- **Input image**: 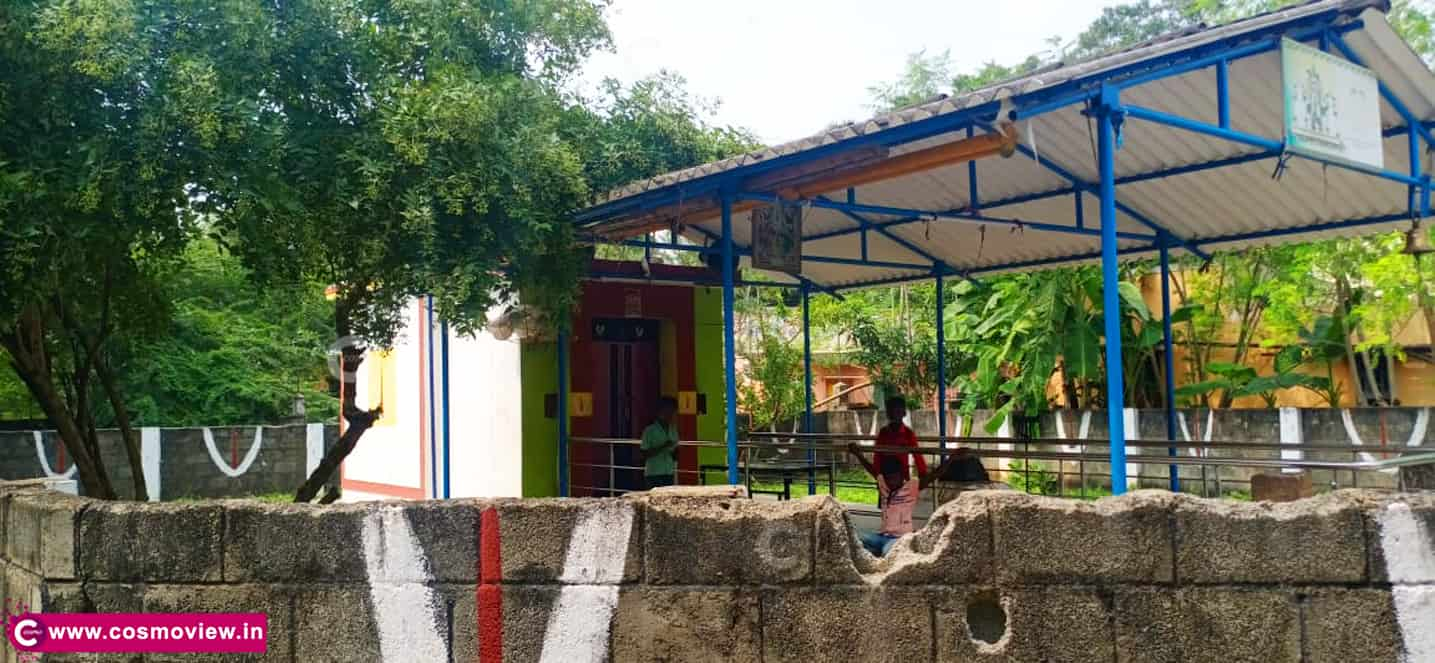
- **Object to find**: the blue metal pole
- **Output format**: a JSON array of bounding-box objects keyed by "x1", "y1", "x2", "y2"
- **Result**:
[
  {"x1": 1096, "y1": 90, "x2": 1129, "y2": 494},
  {"x1": 721, "y1": 193, "x2": 740, "y2": 485},
  {"x1": 1216, "y1": 60, "x2": 1230, "y2": 129},
  {"x1": 849, "y1": 187, "x2": 867, "y2": 262},
  {"x1": 1125, "y1": 104, "x2": 1425, "y2": 187},
  {"x1": 967, "y1": 127, "x2": 980, "y2": 213},
  {"x1": 1412, "y1": 123, "x2": 1423, "y2": 216},
  {"x1": 427, "y1": 296, "x2": 437, "y2": 499},
  {"x1": 936, "y1": 271, "x2": 947, "y2": 454},
  {"x1": 1160, "y1": 242, "x2": 1179, "y2": 492},
  {"x1": 440, "y1": 318, "x2": 452, "y2": 499},
  {"x1": 802, "y1": 284, "x2": 815, "y2": 495},
  {"x1": 557, "y1": 329, "x2": 569, "y2": 497}
]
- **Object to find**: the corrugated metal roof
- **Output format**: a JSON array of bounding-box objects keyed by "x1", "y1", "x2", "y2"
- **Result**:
[{"x1": 578, "y1": 0, "x2": 1435, "y2": 290}]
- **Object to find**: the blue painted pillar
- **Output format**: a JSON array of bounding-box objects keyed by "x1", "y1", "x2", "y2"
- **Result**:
[
  {"x1": 1096, "y1": 90, "x2": 1129, "y2": 494},
  {"x1": 1412, "y1": 123, "x2": 1424, "y2": 216},
  {"x1": 802, "y1": 284, "x2": 815, "y2": 494},
  {"x1": 721, "y1": 193, "x2": 740, "y2": 485},
  {"x1": 1216, "y1": 60, "x2": 1230, "y2": 129},
  {"x1": 427, "y1": 296, "x2": 437, "y2": 499},
  {"x1": 1159, "y1": 241, "x2": 1179, "y2": 492},
  {"x1": 936, "y1": 271, "x2": 948, "y2": 452},
  {"x1": 440, "y1": 318, "x2": 452, "y2": 499},
  {"x1": 557, "y1": 329, "x2": 569, "y2": 497}
]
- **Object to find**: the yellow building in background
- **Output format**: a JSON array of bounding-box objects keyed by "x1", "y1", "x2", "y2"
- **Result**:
[{"x1": 1131, "y1": 270, "x2": 1435, "y2": 409}]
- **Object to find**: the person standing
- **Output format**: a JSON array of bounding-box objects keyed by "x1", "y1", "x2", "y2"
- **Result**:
[
  {"x1": 640, "y1": 396, "x2": 680, "y2": 489},
  {"x1": 847, "y1": 395, "x2": 941, "y2": 556}
]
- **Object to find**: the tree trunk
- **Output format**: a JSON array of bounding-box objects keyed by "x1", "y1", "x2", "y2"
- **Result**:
[
  {"x1": 294, "y1": 341, "x2": 375, "y2": 503},
  {"x1": 95, "y1": 359, "x2": 149, "y2": 500},
  {"x1": 1336, "y1": 279, "x2": 1365, "y2": 407},
  {"x1": 1, "y1": 313, "x2": 117, "y2": 499}
]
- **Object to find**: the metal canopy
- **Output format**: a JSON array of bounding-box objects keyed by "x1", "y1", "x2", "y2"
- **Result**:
[
  {"x1": 577, "y1": 0, "x2": 1434, "y2": 291},
  {"x1": 562, "y1": 0, "x2": 1435, "y2": 496}
]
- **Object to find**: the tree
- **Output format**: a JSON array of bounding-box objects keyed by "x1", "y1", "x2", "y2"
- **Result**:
[
  {"x1": 203, "y1": 0, "x2": 612, "y2": 502},
  {"x1": 571, "y1": 72, "x2": 760, "y2": 264},
  {"x1": 736, "y1": 289, "x2": 805, "y2": 432},
  {"x1": 1070, "y1": 0, "x2": 1204, "y2": 59},
  {"x1": 111, "y1": 240, "x2": 338, "y2": 427},
  {"x1": 0, "y1": 0, "x2": 273, "y2": 499},
  {"x1": 868, "y1": 49, "x2": 956, "y2": 111}
]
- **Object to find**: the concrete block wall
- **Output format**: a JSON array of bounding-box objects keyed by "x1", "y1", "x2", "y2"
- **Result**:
[
  {"x1": 0, "y1": 424, "x2": 337, "y2": 501},
  {"x1": 3, "y1": 480, "x2": 1434, "y2": 662}
]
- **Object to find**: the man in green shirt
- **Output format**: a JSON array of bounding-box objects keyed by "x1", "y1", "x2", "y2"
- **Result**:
[{"x1": 640, "y1": 396, "x2": 680, "y2": 489}]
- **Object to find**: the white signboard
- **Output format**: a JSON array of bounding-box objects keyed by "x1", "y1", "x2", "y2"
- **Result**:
[
  {"x1": 751, "y1": 202, "x2": 802, "y2": 275},
  {"x1": 1282, "y1": 38, "x2": 1383, "y2": 170}
]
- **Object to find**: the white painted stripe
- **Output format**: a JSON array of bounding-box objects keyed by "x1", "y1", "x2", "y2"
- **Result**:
[
  {"x1": 33, "y1": 432, "x2": 77, "y2": 480},
  {"x1": 141, "y1": 427, "x2": 161, "y2": 501},
  {"x1": 361, "y1": 506, "x2": 448, "y2": 662},
  {"x1": 539, "y1": 586, "x2": 620, "y2": 663},
  {"x1": 201, "y1": 427, "x2": 264, "y2": 477},
  {"x1": 1177, "y1": 410, "x2": 1215, "y2": 456},
  {"x1": 1376, "y1": 502, "x2": 1435, "y2": 661},
  {"x1": 1124, "y1": 408, "x2": 1139, "y2": 489},
  {"x1": 1279, "y1": 407, "x2": 1304, "y2": 474},
  {"x1": 1343, "y1": 409, "x2": 1380, "y2": 464},
  {"x1": 1054, "y1": 411, "x2": 1087, "y2": 453},
  {"x1": 557, "y1": 501, "x2": 636, "y2": 584},
  {"x1": 1408, "y1": 409, "x2": 1429, "y2": 448},
  {"x1": 539, "y1": 501, "x2": 636, "y2": 663},
  {"x1": 305, "y1": 423, "x2": 325, "y2": 479}
]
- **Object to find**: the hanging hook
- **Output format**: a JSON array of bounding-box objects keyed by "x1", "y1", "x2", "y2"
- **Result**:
[{"x1": 1271, "y1": 152, "x2": 1293, "y2": 181}]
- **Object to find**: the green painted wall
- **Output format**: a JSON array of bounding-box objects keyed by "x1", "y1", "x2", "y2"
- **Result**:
[
  {"x1": 519, "y1": 341, "x2": 559, "y2": 498},
  {"x1": 693, "y1": 286, "x2": 727, "y2": 478}
]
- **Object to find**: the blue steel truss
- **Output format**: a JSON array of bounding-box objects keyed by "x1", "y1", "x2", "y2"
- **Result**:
[{"x1": 568, "y1": 5, "x2": 1434, "y2": 495}]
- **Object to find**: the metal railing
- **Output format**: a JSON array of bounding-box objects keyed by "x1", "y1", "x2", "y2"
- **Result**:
[{"x1": 567, "y1": 433, "x2": 1435, "y2": 501}]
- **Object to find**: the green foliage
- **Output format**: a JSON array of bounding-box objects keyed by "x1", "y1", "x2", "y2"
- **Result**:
[
  {"x1": 738, "y1": 302, "x2": 805, "y2": 431},
  {"x1": 828, "y1": 285, "x2": 951, "y2": 408},
  {"x1": 112, "y1": 241, "x2": 338, "y2": 427},
  {"x1": 568, "y1": 72, "x2": 761, "y2": 196},
  {"x1": 208, "y1": 0, "x2": 613, "y2": 348},
  {"x1": 1175, "y1": 357, "x2": 1328, "y2": 408},
  {"x1": 576, "y1": 73, "x2": 760, "y2": 266},
  {"x1": 1006, "y1": 460, "x2": 1060, "y2": 495},
  {"x1": 0, "y1": 353, "x2": 42, "y2": 420},
  {"x1": 868, "y1": 49, "x2": 956, "y2": 111},
  {"x1": 1069, "y1": 0, "x2": 1205, "y2": 59},
  {"x1": 0, "y1": 0, "x2": 273, "y2": 497}
]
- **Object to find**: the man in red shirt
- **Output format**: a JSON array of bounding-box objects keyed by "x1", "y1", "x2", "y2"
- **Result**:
[
  {"x1": 847, "y1": 395, "x2": 939, "y2": 556},
  {"x1": 873, "y1": 395, "x2": 927, "y2": 480}
]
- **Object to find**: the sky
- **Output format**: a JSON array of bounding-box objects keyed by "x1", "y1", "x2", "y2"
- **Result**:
[{"x1": 581, "y1": 0, "x2": 1119, "y2": 144}]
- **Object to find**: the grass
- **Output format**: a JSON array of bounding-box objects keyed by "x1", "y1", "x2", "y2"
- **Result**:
[
  {"x1": 704, "y1": 468, "x2": 881, "y2": 505},
  {"x1": 168, "y1": 491, "x2": 294, "y2": 503}
]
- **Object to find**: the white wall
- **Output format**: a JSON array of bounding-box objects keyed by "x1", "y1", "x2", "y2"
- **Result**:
[
  {"x1": 346, "y1": 303, "x2": 425, "y2": 493},
  {"x1": 445, "y1": 322, "x2": 524, "y2": 497},
  {"x1": 346, "y1": 299, "x2": 524, "y2": 499}
]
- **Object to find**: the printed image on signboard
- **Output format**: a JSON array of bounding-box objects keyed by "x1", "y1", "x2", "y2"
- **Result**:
[
  {"x1": 1282, "y1": 38, "x2": 1383, "y2": 170},
  {"x1": 751, "y1": 202, "x2": 803, "y2": 275}
]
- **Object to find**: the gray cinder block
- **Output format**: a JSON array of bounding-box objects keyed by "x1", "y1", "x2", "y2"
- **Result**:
[{"x1": 1175, "y1": 492, "x2": 1368, "y2": 584}]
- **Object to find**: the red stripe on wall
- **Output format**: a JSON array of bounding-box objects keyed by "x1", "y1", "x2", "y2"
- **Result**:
[{"x1": 478, "y1": 507, "x2": 503, "y2": 662}]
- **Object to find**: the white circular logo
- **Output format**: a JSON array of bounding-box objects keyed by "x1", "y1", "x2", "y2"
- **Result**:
[{"x1": 12, "y1": 618, "x2": 39, "y2": 648}]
